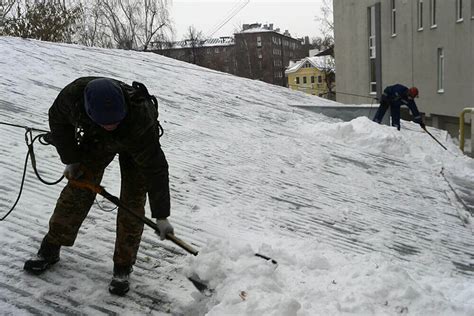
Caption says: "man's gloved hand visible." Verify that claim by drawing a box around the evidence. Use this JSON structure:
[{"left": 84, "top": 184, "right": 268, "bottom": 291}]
[
  {"left": 155, "top": 218, "right": 174, "bottom": 240},
  {"left": 419, "top": 122, "right": 426, "bottom": 129},
  {"left": 63, "top": 163, "right": 83, "bottom": 180}
]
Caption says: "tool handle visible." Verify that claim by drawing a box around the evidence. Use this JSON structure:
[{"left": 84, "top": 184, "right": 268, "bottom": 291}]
[
  {"left": 72, "top": 183, "right": 200, "bottom": 256},
  {"left": 139, "top": 215, "right": 199, "bottom": 256},
  {"left": 166, "top": 233, "right": 199, "bottom": 256},
  {"left": 119, "top": 202, "right": 200, "bottom": 256},
  {"left": 422, "top": 126, "right": 448, "bottom": 150}
]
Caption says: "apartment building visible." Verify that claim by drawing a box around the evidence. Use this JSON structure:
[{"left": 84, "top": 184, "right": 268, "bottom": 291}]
[
  {"left": 151, "top": 23, "right": 307, "bottom": 87},
  {"left": 234, "top": 23, "right": 307, "bottom": 86},
  {"left": 150, "top": 37, "right": 236, "bottom": 75},
  {"left": 333, "top": 0, "right": 474, "bottom": 138}
]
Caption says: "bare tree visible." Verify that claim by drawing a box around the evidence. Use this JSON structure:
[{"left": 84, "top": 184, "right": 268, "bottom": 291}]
[
  {"left": 313, "top": 0, "right": 335, "bottom": 99},
  {"left": 317, "top": 0, "right": 333, "bottom": 40},
  {"left": 0, "top": 0, "right": 17, "bottom": 24},
  {"left": 96, "top": 0, "right": 135, "bottom": 49},
  {"left": 311, "top": 36, "right": 333, "bottom": 53},
  {"left": 184, "top": 25, "right": 204, "bottom": 64},
  {"left": 75, "top": 0, "right": 112, "bottom": 47},
  {"left": 91, "top": 0, "right": 172, "bottom": 50},
  {"left": 314, "top": 55, "right": 336, "bottom": 100},
  {"left": 140, "top": 0, "right": 171, "bottom": 50},
  {"left": 312, "top": 0, "right": 334, "bottom": 53}
]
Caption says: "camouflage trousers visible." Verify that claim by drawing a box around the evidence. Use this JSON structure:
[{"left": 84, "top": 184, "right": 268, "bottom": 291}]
[{"left": 43, "top": 152, "right": 147, "bottom": 267}]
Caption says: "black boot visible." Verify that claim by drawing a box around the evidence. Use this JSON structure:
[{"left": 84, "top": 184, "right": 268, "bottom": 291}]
[
  {"left": 108, "top": 264, "right": 132, "bottom": 296},
  {"left": 24, "top": 239, "right": 61, "bottom": 275}
]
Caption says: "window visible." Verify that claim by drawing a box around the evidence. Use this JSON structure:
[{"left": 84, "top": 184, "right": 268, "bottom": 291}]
[
  {"left": 430, "top": 0, "right": 437, "bottom": 27},
  {"left": 368, "top": 6, "right": 377, "bottom": 94},
  {"left": 257, "top": 36, "right": 262, "bottom": 47},
  {"left": 456, "top": 0, "right": 463, "bottom": 21},
  {"left": 296, "top": 77, "right": 300, "bottom": 84},
  {"left": 318, "top": 75, "right": 322, "bottom": 83},
  {"left": 214, "top": 48, "right": 219, "bottom": 53},
  {"left": 417, "top": 0, "right": 424, "bottom": 30},
  {"left": 391, "top": 0, "right": 397, "bottom": 35},
  {"left": 311, "top": 76, "right": 315, "bottom": 83},
  {"left": 437, "top": 48, "right": 444, "bottom": 92},
  {"left": 303, "top": 76, "right": 307, "bottom": 84},
  {"left": 370, "top": 59, "right": 377, "bottom": 94}
]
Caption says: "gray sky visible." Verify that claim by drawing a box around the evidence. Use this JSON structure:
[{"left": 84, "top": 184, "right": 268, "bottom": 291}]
[{"left": 169, "top": 0, "right": 327, "bottom": 41}]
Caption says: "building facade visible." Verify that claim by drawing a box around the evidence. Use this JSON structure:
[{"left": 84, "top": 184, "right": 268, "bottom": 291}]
[
  {"left": 234, "top": 23, "right": 307, "bottom": 86},
  {"left": 333, "top": 0, "right": 474, "bottom": 138},
  {"left": 151, "top": 23, "right": 307, "bottom": 87},
  {"left": 285, "top": 56, "right": 335, "bottom": 97},
  {"left": 150, "top": 37, "right": 236, "bottom": 75}
]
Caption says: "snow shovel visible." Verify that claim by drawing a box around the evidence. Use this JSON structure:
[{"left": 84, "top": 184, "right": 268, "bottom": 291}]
[
  {"left": 69, "top": 179, "right": 277, "bottom": 293},
  {"left": 421, "top": 125, "right": 447, "bottom": 150},
  {"left": 69, "top": 179, "right": 198, "bottom": 255}
]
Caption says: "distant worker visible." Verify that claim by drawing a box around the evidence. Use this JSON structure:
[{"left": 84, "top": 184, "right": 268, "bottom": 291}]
[{"left": 373, "top": 84, "right": 425, "bottom": 130}]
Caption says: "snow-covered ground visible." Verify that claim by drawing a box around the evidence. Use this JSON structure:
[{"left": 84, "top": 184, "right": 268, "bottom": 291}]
[{"left": 0, "top": 37, "right": 473, "bottom": 315}]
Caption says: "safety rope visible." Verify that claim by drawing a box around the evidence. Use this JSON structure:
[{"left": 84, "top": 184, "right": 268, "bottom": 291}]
[
  {"left": 0, "top": 125, "right": 64, "bottom": 221},
  {"left": 0, "top": 122, "right": 119, "bottom": 219}
]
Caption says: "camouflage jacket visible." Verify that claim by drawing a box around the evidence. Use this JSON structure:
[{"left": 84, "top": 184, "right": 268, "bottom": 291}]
[{"left": 48, "top": 77, "right": 170, "bottom": 218}]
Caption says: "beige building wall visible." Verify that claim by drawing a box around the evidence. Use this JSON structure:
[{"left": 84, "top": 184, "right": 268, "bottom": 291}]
[{"left": 334, "top": 0, "right": 473, "bottom": 141}]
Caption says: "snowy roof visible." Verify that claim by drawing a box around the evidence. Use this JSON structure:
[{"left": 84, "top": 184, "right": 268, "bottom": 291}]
[
  {"left": 237, "top": 27, "right": 274, "bottom": 34},
  {"left": 0, "top": 37, "right": 473, "bottom": 315},
  {"left": 156, "top": 37, "right": 235, "bottom": 49},
  {"left": 285, "top": 56, "right": 335, "bottom": 74},
  {"left": 235, "top": 24, "right": 295, "bottom": 39}
]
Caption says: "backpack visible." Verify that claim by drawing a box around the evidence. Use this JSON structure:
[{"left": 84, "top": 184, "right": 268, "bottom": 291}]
[{"left": 128, "top": 81, "right": 164, "bottom": 138}]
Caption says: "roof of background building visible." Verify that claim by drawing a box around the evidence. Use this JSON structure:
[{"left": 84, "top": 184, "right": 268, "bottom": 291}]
[
  {"left": 235, "top": 23, "right": 296, "bottom": 39},
  {"left": 285, "top": 56, "right": 335, "bottom": 74},
  {"left": 152, "top": 37, "right": 235, "bottom": 50}
]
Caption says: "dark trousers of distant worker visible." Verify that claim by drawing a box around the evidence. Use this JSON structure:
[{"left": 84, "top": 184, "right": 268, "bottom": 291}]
[
  {"left": 373, "top": 99, "right": 401, "bottom": 130},
  {"left": 42, "top": 151, "right": 147, "bottom": 267}
]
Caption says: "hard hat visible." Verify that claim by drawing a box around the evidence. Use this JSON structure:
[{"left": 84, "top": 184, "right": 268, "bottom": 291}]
[{"left": 408, "top": 87, "right": 419, "bottom": 98}]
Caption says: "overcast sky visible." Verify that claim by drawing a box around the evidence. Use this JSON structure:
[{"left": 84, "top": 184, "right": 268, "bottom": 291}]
[{"left": 169, "top": 0, "right": 328, "bottom": 41}]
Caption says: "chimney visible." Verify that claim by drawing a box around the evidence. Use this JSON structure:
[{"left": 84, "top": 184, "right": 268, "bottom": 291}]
[{"left": 269, "top": 23, "right": 273, "bottom": 30}]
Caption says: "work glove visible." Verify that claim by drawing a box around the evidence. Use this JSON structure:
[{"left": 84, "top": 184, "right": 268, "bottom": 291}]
[
  {"left": 419, "top": 122, "right": 426, "bottom": 129},
  {"left": 155, "top": 218, "right": 174, "bottom": 240},
  {"left": 63, "top": 163, "right": 83, "bottom": 180}
]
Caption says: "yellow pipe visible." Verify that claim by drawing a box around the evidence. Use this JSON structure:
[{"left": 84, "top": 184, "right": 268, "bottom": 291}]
[{"left": 459, "top": 108, "right": 474, "bottom": 152}]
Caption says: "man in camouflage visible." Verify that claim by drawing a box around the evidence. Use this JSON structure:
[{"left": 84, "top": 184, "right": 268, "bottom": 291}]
[{"left": 24, "top": 77, "right": 174, "bottom": 296}]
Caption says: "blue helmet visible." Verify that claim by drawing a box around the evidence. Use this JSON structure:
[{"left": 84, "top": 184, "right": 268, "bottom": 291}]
[{"left": 84, "top": 78, "right": 127, "bottom": 125}]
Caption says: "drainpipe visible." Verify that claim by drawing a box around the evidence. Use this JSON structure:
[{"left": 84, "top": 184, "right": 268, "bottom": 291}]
[{"left": 459, "top": 108, "right": 473, "bottom": 152}]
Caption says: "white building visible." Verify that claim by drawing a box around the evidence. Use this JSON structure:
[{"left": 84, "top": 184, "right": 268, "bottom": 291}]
[{"left": 333, "top": 0, "right": 473, "bottom": 141}]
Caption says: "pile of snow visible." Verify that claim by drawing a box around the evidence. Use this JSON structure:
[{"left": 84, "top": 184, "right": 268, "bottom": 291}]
[{"left": 185, "top": 239, "right": 473, "bottom": 315}]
